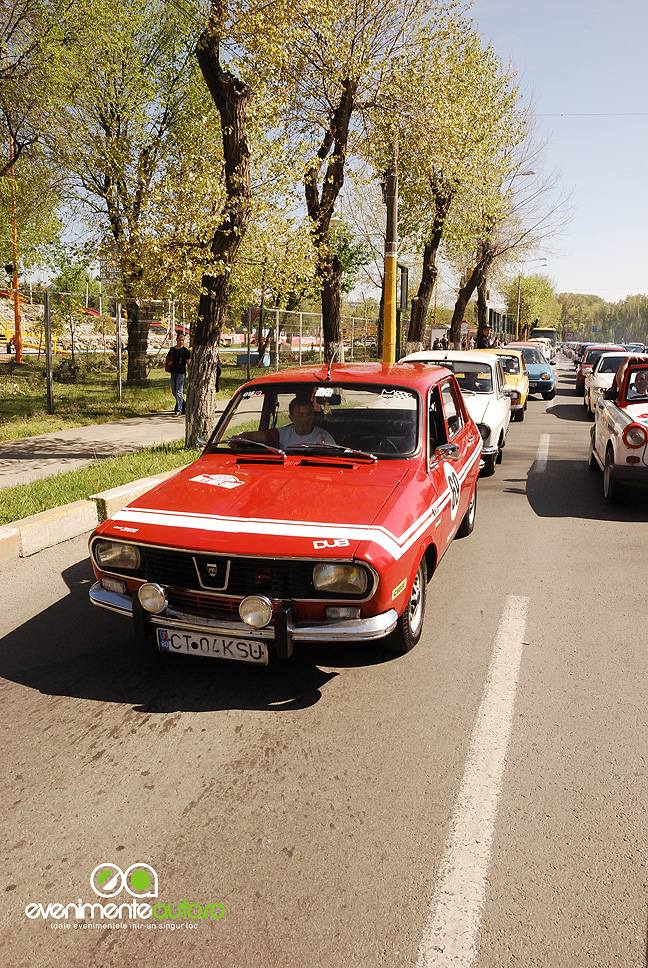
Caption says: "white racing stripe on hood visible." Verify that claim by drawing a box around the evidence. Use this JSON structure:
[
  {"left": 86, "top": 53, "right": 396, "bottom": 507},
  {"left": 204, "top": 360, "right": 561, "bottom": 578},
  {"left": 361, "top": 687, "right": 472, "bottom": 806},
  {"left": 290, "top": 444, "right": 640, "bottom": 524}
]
[{"left": 109, "top": 445, "right": 481, "bottom": 563}]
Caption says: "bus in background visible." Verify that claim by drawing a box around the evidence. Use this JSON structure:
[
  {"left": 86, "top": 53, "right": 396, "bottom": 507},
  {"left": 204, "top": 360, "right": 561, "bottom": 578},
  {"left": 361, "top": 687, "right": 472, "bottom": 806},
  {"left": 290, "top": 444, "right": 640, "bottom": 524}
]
[{"left": 530, "top": 326, "right": 557, "bottom": 361}]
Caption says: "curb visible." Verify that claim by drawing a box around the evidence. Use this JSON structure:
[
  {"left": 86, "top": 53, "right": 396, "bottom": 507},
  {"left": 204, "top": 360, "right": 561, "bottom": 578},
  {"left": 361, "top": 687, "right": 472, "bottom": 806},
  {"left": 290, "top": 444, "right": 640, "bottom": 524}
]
[{"left": 0, "top": 468, "right": 180, "bottom": 567}]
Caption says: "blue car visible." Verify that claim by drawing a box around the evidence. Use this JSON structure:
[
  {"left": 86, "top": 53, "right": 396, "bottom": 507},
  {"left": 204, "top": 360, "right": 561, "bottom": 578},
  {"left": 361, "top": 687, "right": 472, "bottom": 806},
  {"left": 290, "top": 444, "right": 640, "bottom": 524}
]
[{"left": 509, "top": 342, "right": 555, "bottom": 399}]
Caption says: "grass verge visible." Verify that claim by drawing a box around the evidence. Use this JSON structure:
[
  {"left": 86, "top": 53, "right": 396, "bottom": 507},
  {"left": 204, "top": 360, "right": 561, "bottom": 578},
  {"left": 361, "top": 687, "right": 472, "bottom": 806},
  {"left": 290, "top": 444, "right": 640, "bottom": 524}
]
[
  {"left": 0, "top": 440, "right": 200, "bottom": 526},
  {"left": 0, "top": 354, "right": 248, "bottom": 442}
]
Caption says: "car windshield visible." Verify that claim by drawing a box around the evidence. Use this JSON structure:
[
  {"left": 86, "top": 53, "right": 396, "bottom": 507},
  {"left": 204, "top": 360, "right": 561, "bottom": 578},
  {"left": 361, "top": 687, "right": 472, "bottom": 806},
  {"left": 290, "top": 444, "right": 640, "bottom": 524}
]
[
  {"left": 520, "top": 347, "right": 546, "bottom": 365},
  {"left": 433, "top": 360, "right": 493, "bottom": 393},
  {"left": 210, "top": 382, "right": 420, "bottom": 457},
  {"left": 597, "top": 354, "right": 628, "bottom": 374},
  {"left": 498, "top": 355, "right": 520, "bottom": 375}
]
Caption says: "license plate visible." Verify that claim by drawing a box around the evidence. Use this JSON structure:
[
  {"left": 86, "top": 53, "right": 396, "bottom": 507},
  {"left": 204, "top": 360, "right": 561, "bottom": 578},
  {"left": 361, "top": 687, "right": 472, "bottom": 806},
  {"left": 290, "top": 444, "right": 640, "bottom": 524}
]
[
  {"left": 157, "top": 628, "right": 268, "bottom": 665},
  {"left": 529, "top": 381, "right": 538, "bottom": 388}
]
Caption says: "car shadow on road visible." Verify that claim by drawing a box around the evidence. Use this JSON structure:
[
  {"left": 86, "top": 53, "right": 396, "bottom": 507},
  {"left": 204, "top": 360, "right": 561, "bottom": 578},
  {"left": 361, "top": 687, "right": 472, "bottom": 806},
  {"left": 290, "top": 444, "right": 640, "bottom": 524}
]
[
  {"left": 545, "top": 402, "right": 591, "bottom": 423},
  {"left": 0, "top": 558, "right": 393, "bottom": 713},
  {"left": 503, "top": 457, "right": 648, "bottom": 521}
]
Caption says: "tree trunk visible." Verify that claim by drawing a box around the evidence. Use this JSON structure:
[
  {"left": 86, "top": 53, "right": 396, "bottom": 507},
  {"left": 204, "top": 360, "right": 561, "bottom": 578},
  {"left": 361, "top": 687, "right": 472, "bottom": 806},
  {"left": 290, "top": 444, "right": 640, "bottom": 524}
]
[
  {"left": 449, "top": 238, "right": 494, "bottom": 347},
  {"left": 407, "top": 186, "right": 452, "bottom": 351},
  {"left": 321, "top": 251, "right": 344, "bottom": 362},
  {"left": 304, "top": 78, "right": 356, "bottom": 361},
  {"left": 125, "top": 298, "right": 149, "bottom": 384},
  {"left": 186, "top": 8, "right": 251, "bottom": 446},
  {"left": 477, "top": 276, "right": 488, "bottom": 340}
]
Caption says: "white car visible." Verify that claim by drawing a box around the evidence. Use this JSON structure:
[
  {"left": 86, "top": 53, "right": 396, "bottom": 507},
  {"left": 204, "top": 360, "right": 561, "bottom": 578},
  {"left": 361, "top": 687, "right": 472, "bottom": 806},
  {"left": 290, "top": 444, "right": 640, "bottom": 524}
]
[
  {"left": 583, "top": 350, "right": 633, "bottom": 417},
  {"left": 589, "top": 360, "right": 648, "bottom": 503},
  {"left": 399, "top": 350, "right": 512, "bottom": 476}
]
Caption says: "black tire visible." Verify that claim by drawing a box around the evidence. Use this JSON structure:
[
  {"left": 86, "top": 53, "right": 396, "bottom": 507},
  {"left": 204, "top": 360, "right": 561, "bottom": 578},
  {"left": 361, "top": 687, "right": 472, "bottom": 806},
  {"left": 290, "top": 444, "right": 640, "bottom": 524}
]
[
  {"left": 481, "top": 453, "right": 496, "bottom": 477},
  {"left": 542, "top": 389, "right": 556, "bottom": 400},
  {"left": 603, "top": 447, "right": 623, "bottom": 504},
  {"left": 387, "top": 556, "right": 427, "bottom": 653},
  {"left": 456, "top": 484, "right": 477, "bottom": 538},
  {"left": 496, "top": 445, "right": 503, "bottom": 464},
  {"left": 588, "top": 435, "right": 600, "bottom": 472}
]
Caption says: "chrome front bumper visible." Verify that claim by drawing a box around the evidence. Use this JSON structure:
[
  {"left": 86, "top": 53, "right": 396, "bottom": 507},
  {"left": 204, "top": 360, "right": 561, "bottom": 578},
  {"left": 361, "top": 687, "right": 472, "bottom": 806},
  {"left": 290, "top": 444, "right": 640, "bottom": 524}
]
[{"left": 89, "top": 582, "right": 399, "bottom": 648}]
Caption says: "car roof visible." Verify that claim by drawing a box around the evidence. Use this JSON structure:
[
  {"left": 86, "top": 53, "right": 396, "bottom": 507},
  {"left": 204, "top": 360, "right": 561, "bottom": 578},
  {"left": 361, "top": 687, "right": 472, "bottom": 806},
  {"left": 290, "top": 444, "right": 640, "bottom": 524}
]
[
  {"left": 400, "top": 350, "right": 500, "bottom": 366},
  {"left": 478, "top": 346, "right": 524, "bottom": 358},
  {"left": 240, "top": 361, "right": 450, "bottom": 391}
]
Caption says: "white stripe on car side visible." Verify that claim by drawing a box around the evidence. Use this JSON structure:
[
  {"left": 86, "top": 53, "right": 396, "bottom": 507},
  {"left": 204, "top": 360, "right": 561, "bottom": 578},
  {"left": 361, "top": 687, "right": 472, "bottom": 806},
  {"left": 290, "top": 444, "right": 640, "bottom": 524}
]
[{"left": 109, "top": 445, "right": 481, "bottom": 564}]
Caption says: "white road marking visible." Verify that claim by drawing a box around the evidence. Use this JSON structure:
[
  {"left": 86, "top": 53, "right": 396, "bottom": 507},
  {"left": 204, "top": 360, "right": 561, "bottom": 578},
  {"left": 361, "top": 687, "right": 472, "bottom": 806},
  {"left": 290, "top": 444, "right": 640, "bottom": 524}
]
[
  {"left": 416, "top": 595, "right": 530, "bottom": 968},
  {"left": 535, "top": 433, "right": 550, "bottom": 471}
]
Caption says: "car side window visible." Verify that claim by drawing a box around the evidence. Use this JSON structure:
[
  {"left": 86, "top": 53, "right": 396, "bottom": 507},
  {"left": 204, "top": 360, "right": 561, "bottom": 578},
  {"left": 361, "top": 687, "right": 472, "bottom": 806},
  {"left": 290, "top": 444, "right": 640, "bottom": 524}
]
[
  {"left": 428, "top": 386, "right": 448, "bottom": 456},
  {"left": 440, "top": 380, "right": 464, "bottom": 438}
]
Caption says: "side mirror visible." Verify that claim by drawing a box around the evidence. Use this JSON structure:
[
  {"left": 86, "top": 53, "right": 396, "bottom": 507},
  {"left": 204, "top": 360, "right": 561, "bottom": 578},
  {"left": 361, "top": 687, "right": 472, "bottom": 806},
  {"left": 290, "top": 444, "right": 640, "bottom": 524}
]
[{"left": 434, "top": 443, "right": 461, "bottom": 462}]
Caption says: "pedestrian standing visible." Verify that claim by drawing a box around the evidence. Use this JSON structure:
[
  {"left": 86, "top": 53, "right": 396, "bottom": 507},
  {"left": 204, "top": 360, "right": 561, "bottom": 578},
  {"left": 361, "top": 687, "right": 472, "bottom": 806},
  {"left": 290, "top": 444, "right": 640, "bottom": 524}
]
[
  {"left": 476, "top": 324, "right": 492, "bottom": 349},
  {"left": 215, "top": 352, "right": 222, "bottom": 392},
  {"left": 166, "top": 331, "right": 191, "bottom": 416}
]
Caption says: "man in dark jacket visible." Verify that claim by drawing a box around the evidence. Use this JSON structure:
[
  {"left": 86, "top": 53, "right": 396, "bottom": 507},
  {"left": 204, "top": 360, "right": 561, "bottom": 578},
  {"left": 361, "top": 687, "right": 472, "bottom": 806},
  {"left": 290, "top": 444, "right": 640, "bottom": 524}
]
[
  {"left": 167, "top": 332, "right": 191, "bottom": 415},
  {"left": 476, "top": 324, "right": 492, "bottom": 349}
]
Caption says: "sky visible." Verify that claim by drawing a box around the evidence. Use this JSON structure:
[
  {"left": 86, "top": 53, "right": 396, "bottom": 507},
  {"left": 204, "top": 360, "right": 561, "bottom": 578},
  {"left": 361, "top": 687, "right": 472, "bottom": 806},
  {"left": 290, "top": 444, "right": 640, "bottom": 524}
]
[{"left": 472, "top": 0, "right": 648, "bottom": 304}]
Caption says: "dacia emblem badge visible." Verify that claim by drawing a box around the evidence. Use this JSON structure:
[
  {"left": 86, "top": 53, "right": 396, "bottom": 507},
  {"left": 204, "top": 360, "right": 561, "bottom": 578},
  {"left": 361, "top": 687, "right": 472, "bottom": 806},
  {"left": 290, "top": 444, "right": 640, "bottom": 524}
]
[{"left": 207, "top": 563, "right": 218, "bottom": 578}]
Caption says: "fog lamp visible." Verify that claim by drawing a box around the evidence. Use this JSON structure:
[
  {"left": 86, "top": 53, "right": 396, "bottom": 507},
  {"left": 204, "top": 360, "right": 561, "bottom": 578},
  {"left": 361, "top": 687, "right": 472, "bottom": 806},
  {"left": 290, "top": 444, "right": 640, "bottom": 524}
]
[
  {"left": 138, "top": 582, "right": 168, "bottom": 614},
  {"left": 239, "top": 595, "right": 273, "bottom": 628}
]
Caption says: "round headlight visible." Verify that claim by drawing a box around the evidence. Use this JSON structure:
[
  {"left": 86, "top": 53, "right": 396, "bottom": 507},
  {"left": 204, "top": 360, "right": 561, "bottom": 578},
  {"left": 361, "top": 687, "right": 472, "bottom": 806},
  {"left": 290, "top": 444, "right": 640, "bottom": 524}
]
[
  {"left": 477, "top": 423, "right": 490, "bottom": 441},
  {"left": 312, "top": 563, "right": 369, "bottom": 595},
  {"left": 239, "top": 595, "right": 273, "bottom": 628},
  {"left": 541, "top": 372, "right": 551, "bottom": 380},
  {"left": 95, "top": 539, "right": 141, "bottom": 570},
  {"left": 509, "top": 389, "right": 520, "bottom": 401},
  {"left": 622, "top": 424, "right": 648, "bottom": 448},
  {"left": 138, "top": 582, "right": 167, "bottom": 614}
]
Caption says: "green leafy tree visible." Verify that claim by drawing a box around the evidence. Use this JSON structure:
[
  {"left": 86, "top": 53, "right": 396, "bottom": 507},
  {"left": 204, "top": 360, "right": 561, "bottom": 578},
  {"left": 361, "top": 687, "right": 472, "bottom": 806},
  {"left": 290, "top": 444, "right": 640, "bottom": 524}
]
[
  {"left": 49, "top": 0, "right": 209, "bottom": 385},
  {"left": 503, "top": 274, "right": 560, "bottom": 339}
]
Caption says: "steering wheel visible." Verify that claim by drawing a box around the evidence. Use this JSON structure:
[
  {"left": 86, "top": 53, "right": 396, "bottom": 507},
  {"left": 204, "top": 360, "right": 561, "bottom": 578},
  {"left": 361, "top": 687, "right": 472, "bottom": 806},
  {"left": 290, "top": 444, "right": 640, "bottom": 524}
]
[{"left": 359, "top": 435, "right": 398, "bottom": 455}]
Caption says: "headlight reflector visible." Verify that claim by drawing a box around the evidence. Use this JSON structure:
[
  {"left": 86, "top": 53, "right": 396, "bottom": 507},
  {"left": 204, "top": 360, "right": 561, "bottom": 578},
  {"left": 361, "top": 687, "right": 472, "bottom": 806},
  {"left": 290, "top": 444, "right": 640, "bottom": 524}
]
[
  {"left": 622, "top": 424, "right": 648, "bottom": 448},
  {"left": 94, "top": 539, "right": 141, "bottom": 570},
  {"left": 312, "top": 563, "right": 369, "bottom": 595}
]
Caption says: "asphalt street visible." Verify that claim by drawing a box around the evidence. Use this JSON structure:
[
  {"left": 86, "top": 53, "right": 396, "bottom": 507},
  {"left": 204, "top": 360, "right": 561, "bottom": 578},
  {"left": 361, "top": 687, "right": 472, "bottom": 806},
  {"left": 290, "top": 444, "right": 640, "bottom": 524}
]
[{"left": 1, "top": 356, "right": 647, "bottom": 968}]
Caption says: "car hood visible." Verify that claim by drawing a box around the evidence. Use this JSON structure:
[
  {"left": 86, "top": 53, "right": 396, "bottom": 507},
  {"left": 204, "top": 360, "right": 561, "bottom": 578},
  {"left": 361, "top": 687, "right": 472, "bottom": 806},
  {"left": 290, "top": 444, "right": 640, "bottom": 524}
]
[
  {"left": 98, "top": 454, "right": 412, "bottom": 558},
  {"left": 525, "top": 363, "right": 553, "bottom": 378},
  {"left": 623, "top": 402, "right": 648, "bottom": 424},
  {"left": 462, "top": 394, "right": 499, "bottom": 425}
]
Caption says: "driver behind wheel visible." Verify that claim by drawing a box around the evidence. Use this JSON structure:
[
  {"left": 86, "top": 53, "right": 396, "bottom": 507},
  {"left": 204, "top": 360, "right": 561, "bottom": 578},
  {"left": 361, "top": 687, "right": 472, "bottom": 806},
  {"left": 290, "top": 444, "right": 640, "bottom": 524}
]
[{"left": 235, "top": 396, "right": 336, "bottom": 448}]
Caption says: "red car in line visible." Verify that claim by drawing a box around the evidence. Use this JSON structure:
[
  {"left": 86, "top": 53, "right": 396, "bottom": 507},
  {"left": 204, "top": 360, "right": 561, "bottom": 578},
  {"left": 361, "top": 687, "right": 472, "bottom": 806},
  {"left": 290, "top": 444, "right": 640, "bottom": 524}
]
[{"left": 88, "top": 363, "right": 482, "bottom": 665}]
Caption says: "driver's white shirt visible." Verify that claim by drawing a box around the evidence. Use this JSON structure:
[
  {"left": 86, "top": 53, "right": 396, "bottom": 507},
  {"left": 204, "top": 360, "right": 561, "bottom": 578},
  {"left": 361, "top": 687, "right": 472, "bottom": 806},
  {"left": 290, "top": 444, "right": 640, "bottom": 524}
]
[{"left": 278, "top": 424, "right": 335, "bottom": 447}]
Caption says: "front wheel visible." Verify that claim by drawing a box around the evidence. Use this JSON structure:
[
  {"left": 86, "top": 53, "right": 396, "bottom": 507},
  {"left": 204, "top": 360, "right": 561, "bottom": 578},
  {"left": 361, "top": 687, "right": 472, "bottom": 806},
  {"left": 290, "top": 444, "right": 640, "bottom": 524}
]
[
  {"left": 481, "top": 453, "right": 496, "bottom": 477},
  {"left": 542, "top": 389, "right": 556, "bottom": 400},
  {"left": 456, "top": 485, "right": 477, "bottom": 538},
  {"left": 603, "top": 447, "right": 623, "bottom": 504},
  {"left": 387, "top": 556, "right": 427, "bottom": 653}
]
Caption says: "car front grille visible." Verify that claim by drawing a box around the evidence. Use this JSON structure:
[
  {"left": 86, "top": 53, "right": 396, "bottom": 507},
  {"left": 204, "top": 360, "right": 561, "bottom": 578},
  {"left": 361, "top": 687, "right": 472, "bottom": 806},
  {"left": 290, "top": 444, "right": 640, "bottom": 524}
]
[{"left": 139, "top": 546, "right": 318, "bottom": 600}]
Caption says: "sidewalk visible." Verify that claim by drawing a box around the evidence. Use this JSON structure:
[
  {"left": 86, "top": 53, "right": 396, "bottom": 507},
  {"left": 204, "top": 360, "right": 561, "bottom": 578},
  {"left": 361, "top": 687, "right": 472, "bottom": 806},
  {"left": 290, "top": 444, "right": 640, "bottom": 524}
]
[
  {"left": 0, "top": 411, "right": 186, "bottom": 489},
  {"left": 0, "top": 407, "right": 224, "bottom": 566}
]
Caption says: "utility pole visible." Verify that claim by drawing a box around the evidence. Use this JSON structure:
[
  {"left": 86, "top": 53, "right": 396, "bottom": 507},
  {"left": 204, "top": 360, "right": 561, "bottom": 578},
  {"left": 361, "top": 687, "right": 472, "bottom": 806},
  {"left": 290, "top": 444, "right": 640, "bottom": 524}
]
[
  {"left": 382, "top": 135, "right": 398, "bottom": 364},
  {"left": 5, "top": 51, "right": 22, "bottom": 363}
]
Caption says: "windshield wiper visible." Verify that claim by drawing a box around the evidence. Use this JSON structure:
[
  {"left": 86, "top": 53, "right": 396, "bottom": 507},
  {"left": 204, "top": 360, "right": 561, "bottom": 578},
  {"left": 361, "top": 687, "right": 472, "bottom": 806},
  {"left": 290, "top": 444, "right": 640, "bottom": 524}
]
[
  {"left": 210, "top": 437, "right": 286, "bottom": 456},
  {"left": 287, "top": 442, "right": 377, "bottom": 462}
]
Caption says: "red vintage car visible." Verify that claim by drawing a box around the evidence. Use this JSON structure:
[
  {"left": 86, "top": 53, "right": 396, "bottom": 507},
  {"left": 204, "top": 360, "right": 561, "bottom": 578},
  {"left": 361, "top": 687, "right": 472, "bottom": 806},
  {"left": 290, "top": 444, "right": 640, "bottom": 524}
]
[{"left": 88, "top": 363, "right": 482, "bottom": 665}]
